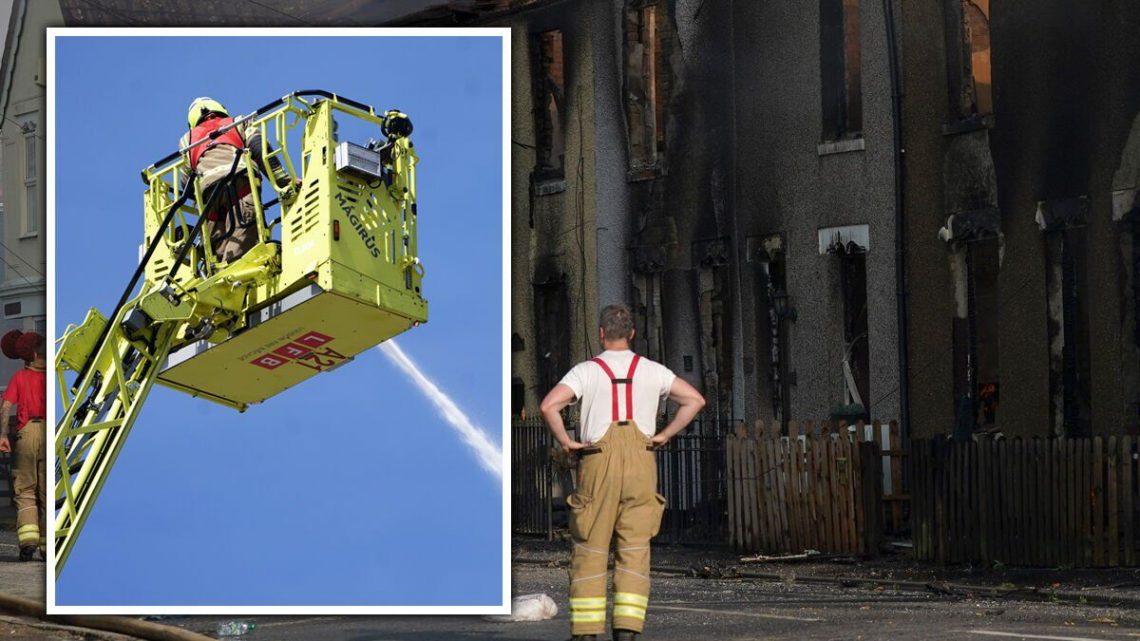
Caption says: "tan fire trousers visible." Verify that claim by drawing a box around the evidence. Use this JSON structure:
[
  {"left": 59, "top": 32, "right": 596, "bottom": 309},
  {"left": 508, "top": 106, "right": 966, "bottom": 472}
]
[
  {"left": 204, "top": 180, "right": 259, "bottom": 264},
  {"left": 568, "top": 421, "right": 666, "bottom": 636},
  {"left": 12, "top": 419, "right": 45, "bottom": 550}
]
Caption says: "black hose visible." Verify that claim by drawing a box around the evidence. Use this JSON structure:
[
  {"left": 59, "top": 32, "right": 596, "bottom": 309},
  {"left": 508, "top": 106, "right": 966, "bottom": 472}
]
[
  {"left": 71, "top": 181, "right": 194, "bottom": 390},
  {"left": 166, "top": 151, "right": 245, "bottom": 283},
  {"left": 71, "top": 152, "right": 244, "bottom": 391}
]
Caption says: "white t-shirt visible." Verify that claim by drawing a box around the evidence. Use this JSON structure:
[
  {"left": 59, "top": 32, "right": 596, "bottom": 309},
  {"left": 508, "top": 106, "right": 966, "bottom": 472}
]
[{"left": 558, "top": 350, "right": 677, "bottom": 443}]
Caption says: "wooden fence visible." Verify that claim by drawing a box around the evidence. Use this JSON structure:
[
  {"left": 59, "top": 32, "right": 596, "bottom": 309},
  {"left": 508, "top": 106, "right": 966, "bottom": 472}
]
[
  {"left": 726, "top": 419, "right": 888, "bottom": 554},
  {"left": 911, "top": 436, "right": 1140, "bottom": 567}
]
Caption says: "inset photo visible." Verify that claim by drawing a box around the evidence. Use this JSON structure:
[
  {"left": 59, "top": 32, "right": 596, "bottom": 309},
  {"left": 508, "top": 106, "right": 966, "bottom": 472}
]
[{"left": 48, "top": 28, "right": 508, "bottom": 612}]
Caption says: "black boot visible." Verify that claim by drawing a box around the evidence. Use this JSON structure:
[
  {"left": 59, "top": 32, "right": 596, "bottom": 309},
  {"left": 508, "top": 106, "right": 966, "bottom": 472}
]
[
  {"left": 18, "top": 546, "right": 36, "bottom": 562},
  {"left": 570, "top": 636, "right": 597, "bottom": 641},
  {"left": 613, "top": 630, "right": 639, "bottom": 641}
]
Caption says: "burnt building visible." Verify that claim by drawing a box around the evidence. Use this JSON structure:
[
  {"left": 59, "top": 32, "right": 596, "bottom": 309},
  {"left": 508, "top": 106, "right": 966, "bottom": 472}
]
[
  {"left": 470, "top": 0, "right": 905, "bottom": 431},
  {"left": 480, "top": 0, "right": 1140, "bottom": 440},
  {"left": 81, "top": 0, "right": 1136, "bottom": 440},
  {"left": 901, "top": 0, "right": 1140, "bottom": 438}
]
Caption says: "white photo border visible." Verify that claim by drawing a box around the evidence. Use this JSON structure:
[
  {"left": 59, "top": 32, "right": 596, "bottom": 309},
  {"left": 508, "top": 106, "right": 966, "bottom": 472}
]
[{"left": 45, "top": 26, "right": 512, "bottom": 616}]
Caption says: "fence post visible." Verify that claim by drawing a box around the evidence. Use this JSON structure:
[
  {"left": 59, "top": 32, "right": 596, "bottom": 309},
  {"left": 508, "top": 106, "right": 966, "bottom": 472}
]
[{"left": 858, "top": 440, "right": 879, "bottom": 554}]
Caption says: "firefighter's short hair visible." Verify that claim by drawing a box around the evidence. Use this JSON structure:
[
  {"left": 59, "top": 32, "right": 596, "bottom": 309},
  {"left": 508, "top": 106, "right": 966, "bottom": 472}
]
[{"left": 599, "top": 304, "right": 634, "bottom": 341}]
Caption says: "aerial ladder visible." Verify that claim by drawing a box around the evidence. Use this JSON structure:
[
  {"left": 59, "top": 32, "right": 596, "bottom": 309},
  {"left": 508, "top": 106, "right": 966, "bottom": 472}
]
[{"left": 53, "top": 91, "right": 428, "bottom": 576}]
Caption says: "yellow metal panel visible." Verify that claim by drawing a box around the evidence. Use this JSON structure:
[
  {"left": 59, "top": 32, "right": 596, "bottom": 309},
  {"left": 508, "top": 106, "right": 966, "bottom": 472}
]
[
  {"left": 156, "top": 286, "right": 417, "bottom": 406},
  {"left": 56, "top": 308, "right": 109, "bottom": 372}
]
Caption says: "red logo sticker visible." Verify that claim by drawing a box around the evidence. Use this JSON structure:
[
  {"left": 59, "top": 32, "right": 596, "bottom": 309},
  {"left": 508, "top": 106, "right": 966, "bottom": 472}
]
[
  {"left": 251, "top": 354, "right": 289, "bottom": 370},
  {"left": 296, "top": 331, "right": 334, "bottom": 348},
  {"left": 272, "top": 342, "right": 312, "bottom": 360},
  {"left": 248, "top": 331, "right": 347, "bottom": 373}
]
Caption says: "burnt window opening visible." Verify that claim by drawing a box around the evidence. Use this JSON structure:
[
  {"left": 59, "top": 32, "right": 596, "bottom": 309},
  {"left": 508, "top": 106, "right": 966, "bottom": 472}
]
[
  {"left": 945, "top": 0, "right": 992, "bottom": 118},
  {"left": 533, "top": 278, "right": 572, "bottom": 399},
  {"left": 820, "top": 0, "right": 862, "bottom": 141},
  {"left": 625, "top": 1, "right": 670, "bottom": 172},
  {"left": 633, "top": 272, "right": 667, "bottom": 362},
  {"left": 1133, "top": 222, "right": 1140, "bottom": 350},
  {"left": 1045, "top": 228, "right": 1092, "bottom": 437},
  {"left": 511, "top": 377, "right": 526, "bottom": 416},
  {"left": 758, "top": 256, "right": 790, "bottom": 431},
  {"left": 696, "top": 240, "right": 733, "bottom": 425},
  {"left": 952, "top": 238, "right": 1001, "bottom": 429},
  {"left": 532, "top": 30, "right": 565, "bottom": 182},
  {"left": 837, "top": 246, "right": 870, "bottom": 420}
]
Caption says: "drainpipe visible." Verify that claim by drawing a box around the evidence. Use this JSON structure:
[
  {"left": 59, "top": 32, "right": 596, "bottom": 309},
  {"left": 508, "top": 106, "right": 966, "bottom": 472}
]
[{"left": 883, "top": 0, "right": 910, "bottom": 439}]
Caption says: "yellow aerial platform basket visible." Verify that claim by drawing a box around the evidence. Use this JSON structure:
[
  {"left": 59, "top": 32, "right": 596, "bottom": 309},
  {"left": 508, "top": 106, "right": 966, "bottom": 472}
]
[
  {"left": 145, "top": 92, "right": 429, "bottom": 407},
  {"left": 53, "top": 91, "right": 427, "bottom": 573}
]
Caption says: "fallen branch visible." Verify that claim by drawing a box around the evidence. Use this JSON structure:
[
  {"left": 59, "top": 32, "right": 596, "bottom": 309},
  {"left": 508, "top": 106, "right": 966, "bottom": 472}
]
[{"left": 739, "top": 550, "right": 821, "bottom": 564}]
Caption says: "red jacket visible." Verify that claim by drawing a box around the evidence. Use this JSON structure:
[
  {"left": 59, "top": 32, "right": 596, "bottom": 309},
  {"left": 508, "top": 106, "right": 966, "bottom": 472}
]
[{"left": 4, "top": 367, "right": 45, "bottom": 431}]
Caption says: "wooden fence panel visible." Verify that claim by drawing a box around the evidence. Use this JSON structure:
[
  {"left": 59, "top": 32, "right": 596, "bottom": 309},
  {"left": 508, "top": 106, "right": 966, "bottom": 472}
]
[
  {"left": 724, "top": 430, "right": 885, "bottom": 555},
  {"left": 908, "top": 436, "right": 1140, "bottom": 568}
]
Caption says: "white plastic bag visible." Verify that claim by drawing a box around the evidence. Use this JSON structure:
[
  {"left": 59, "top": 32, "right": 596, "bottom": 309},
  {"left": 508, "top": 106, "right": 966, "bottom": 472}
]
[{"left": 483, "top": 593, "right": 559, "bottom": 622}]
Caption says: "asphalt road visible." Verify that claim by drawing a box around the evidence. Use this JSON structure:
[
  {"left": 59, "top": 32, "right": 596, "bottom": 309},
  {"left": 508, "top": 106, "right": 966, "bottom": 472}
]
[
  {"left": 0, "top": 518, "right": 46, "bottom": 601},
  {"left": 156, "top": 563, "right": 1140, "bottom": 640},
  {"left": 4, "top": 525, "right": 1140, "bottom": 640}
]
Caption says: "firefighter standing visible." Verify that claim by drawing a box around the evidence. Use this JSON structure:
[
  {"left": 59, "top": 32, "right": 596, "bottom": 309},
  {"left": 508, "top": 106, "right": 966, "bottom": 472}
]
[
  {"left": 181, "top": 97, "right": 290, "bottom": 263},
  {"left": 540, "top": 304, "right": 705, "bottom": 641},
  {"left": 0, "top": 331, "right": 47, "bottom": 561}
]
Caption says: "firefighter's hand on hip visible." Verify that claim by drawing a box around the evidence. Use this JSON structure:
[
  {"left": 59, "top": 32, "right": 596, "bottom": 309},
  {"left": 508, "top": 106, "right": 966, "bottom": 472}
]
[
  {"left": 561, "top": 439, "right": 587, "bottom": 455},
  {"left": 0, "top": 435, "right": 9, "bottom": 453}
]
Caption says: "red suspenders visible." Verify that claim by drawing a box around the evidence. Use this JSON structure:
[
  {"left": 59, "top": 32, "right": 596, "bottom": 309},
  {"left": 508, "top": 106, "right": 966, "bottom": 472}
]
[{"left": 592, "top": 354, "right": 641, "bottom": 424}]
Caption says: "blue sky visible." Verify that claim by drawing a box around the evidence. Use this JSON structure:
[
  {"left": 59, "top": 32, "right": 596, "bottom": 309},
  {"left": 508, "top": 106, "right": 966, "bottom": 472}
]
[{"left": 53, "top": 34, "right": 504, "bottom": 607}]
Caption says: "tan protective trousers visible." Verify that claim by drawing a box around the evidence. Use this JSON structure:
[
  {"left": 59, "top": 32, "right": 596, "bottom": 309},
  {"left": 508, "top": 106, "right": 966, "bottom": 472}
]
[
  {"left": 204, "top": 181, "right": 259, "bottom": 263},
  {"left": 568, "top": 422, "right": 665, "bottom": 636},
  {"left": 12, "top": 419, "right": 45, "bottom": 550}
]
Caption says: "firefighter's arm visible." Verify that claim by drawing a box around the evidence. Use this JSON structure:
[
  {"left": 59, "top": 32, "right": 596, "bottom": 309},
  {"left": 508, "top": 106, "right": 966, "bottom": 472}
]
[
  {"left": 241, "top": 123, "right": 291, "bottom": 188},
  {"left": 651, "top": 377, "right": 706, "bottom": 448},
  {"left": 178, "top": 132, "right": 192, "bottom": 189},
  {"left": 0, "top": 400, "right": 12, "bottom": 453},
  {"left": 540, "top": 384, "right": 586, "bottom": 455}
]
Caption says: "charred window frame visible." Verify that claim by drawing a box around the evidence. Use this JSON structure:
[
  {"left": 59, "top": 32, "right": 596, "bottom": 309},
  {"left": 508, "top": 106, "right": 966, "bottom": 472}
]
[
  {"left": 632, "top": 271, "right": 667, "bottom": 363},
  {"left": 820, "top": 0, "right": 862, "bottom": 141},
  {"left": 1039, "top": 199, "right": 1092, "bottom": 437},
  {"left": 1047, "top": 229, "right": 1092, "bottom": 437},
  {"left": 532, "top": 30, "right": 565, "bottom": 182},
  {"left": 1133, "top": 222, "right": 1140, "bottom": 352},
  {"left": 951, "top": 237, "right": 1001, "bottom": 430},
  {"left": 944, "top": 0, "right": 993, "bottom": 119},
  {"left": 624, "top": 0, "right": 669, "bottom": 175},
  {"left": 757, "top": 250, "right": 790, "bottom": 431},
  {"left": 837, "top": 245, "right": 870, "bottom": 419},
  {"left": 533, "top": 276, "right": 572, "bottom": 398}
]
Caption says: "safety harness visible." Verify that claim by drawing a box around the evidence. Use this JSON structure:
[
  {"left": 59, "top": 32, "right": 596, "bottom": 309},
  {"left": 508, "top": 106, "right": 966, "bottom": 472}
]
[
  {"left": 189, "top": 115, "right": 253, "bottom": 224},
  {"left": 188, "top": 116, "right": 245, "bottom": 171}
]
